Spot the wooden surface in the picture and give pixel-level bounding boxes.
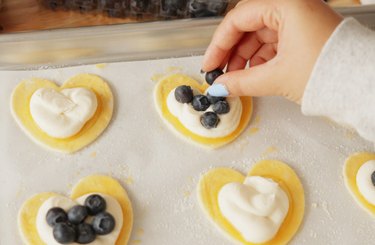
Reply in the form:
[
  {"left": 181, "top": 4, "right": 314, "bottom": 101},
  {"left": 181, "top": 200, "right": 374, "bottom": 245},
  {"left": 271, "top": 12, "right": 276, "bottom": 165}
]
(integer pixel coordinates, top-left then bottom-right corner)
[{"left": 0, "top": 0, "right": 361, "bottom": 34}]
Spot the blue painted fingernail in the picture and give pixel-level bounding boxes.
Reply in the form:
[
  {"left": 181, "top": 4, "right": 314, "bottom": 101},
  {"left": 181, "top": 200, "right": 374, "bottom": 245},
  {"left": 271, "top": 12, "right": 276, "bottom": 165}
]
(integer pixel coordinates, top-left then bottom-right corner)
[{"left": 207, "top": 84, "right": 229, "bottom": 97}]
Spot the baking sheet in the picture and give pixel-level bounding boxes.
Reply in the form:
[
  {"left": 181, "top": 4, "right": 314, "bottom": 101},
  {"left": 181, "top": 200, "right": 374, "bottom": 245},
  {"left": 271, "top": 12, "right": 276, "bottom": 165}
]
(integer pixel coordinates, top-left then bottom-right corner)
[{"left": 0, "top": 56, "right": 374, "bottom": 245}]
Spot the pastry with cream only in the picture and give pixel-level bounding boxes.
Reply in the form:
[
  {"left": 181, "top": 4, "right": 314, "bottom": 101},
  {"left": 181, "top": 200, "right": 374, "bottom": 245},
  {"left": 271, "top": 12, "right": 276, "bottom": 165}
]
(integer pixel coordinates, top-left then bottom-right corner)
[
  {"left": 154, "top": 69, "right": 252, "bottom": 148},
  {"left": 18, "top": 175, "right": 133, "bottom": 245},
  {"left": 11, "top": 74, "right": 113, "bottom": 153},
  {"left": 344, "top": 152, "right": 375, "bottom": 216},
  {"left": 198, "top": 160, "right": 305, "bottom": 245}
]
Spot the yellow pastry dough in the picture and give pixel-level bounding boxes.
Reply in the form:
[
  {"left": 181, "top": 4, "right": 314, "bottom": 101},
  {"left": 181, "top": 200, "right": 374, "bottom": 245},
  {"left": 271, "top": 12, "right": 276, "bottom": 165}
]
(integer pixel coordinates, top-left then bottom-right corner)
[
  {"left": 344, "top": 152, "right": 375, "bottom": 216},
  {"left": 11, "top": 74, "right": 113, "bottom": 153},
  {"left": 198, "top": 160, "right": 305, "bottom": 245},
  {"left": 154, "top": 73, "right": 253, "bottom": 148},
  {"left": 18, "top": 175, "right": 133, "bottom": 245}
]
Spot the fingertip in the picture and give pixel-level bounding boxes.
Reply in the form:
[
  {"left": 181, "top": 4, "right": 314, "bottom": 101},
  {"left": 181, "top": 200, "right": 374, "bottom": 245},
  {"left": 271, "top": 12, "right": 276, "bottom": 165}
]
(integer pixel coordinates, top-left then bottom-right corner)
[
  {"left": 207, "top": 83, "right": 229, "bottom": 97},
  {"left": 202, "top": 49, "right": 218, "bottom": 72}
]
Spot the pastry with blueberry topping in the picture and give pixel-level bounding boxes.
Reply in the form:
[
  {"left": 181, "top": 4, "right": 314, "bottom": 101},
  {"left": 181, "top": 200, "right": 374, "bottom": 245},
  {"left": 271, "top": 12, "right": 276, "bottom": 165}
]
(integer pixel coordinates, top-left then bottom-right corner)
[
  {"left": 154, "top": 71, "right": 253, "bottom": 148},
  {"left": 18, "top": 175, "right": 133, "bottom": 245}
]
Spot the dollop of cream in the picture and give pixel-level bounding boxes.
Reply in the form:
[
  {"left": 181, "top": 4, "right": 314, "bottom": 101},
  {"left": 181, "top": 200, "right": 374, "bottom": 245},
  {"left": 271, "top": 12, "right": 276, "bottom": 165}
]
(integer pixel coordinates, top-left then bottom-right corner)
[
  {"left": 356, "top": 160, "right": 375, "bottom": 205},
  {"left": 30, "top": 88, "right": 97, "bottom": 138},
  {"left": 36, "top": 193, "right": 123, "bottom": 245},
  {"left": 218, "top": 176, "right": 289, "bottom": 243},
  {"left": 167, "top": 88, "right": 242, "bottom": 138}
]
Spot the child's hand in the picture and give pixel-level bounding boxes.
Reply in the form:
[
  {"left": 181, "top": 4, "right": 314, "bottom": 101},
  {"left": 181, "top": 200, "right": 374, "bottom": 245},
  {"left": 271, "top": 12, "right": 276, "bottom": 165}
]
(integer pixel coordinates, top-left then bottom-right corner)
[{"left": 203, "top": 0, "right": 343, "bottom": 103}]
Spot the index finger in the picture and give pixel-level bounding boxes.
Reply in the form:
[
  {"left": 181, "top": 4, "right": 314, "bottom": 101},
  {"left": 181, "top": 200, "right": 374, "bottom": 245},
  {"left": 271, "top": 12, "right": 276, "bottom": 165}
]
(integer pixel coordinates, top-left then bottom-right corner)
[{"left": 202, "top": 0, "right": 279, "bottom": 72}]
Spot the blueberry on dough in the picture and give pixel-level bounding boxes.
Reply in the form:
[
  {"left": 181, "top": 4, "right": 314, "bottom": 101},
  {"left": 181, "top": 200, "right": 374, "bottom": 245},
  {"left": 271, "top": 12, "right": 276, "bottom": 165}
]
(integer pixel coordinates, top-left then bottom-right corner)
[
  {"left": 200, "top": 112, "right": 220, "bottom": 129},
  {"left": 53, "top": 223, "right": 76, "bottom": 244},
  {"left": 205, "top": 68, "right": 224, "bottom": 85},
  {"left": 212, "top": 100, "right": 230, "bottom": 114},
  {"left": 76, "top": 223, "right": 96, "bottom": 244},
  {"left": 174, "top": 85, "right": 193, "bottom": 103},
  {"left": 207, "top": 93, "right": 225, "bottom": 104},
  {"left": 92, "top": 212, "right": 116, "bottom": 235},
  {"left": 84, "top": 194, "right": 107, "bottom": 215},
  {"left": 67, "top": 205, "right": 89, "bottom": 225},
  {"left": 46, "top": 207, "right": 68, "bottom": 227},
  {"left": 371, "top": 171, "right": 375, "bottom": 186},
  {"left": 192, "top": 95, "right": 211, "bottom": 111}
]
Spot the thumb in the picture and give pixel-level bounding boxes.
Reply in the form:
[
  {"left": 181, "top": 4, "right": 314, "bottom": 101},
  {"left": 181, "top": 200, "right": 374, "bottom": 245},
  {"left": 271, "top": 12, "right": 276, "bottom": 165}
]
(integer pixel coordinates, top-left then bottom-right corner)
[{"left": 207, "top": 64, "right": 279, "bottom": 97}]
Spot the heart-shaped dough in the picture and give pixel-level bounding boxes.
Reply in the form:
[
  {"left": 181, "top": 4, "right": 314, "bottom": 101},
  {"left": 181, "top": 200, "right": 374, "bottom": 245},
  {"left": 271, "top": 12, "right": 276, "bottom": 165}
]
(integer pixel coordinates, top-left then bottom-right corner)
[
  {"left": 29, "top": 87, "right": 98, "bottom": 139},
  {"left": 11, "top": 74, "right": 113, "bottom": 153},
  {"left": 18, "top": 175, "right": 133, "bottom": 245},
  {"left": 344, "top": 152, "right": 375, "bottom": 216},
  {"left": 154, "top": 73, "right": 252, "bottom": 148},
  {"left": 198, "top": 160, "right": 305, "bottom": 245},
  {"left": 36, "top": 193, "right": 123, "bottom": 245}
]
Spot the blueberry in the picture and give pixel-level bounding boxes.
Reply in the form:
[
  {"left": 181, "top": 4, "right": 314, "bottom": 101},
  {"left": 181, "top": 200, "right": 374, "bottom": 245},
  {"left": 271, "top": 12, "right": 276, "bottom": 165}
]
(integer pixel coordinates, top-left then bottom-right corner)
[
  {"left": 191, "top": 9, "right": 216, "bottom": 18},
  {"left": 66, "top": 0, "right": 97, "bottom": 12},
  {"left": 84, "top": 195, "right": 106, "bottom": 215},
  {"left": 76, "top": 223, "right": 96, "bottom": 244},
  {"left": 67, "top": 205, "right": 88, "bottom": 225},
  {"left": 207, "top": 93, "right": 225, "bottom": 104},
  {"left": 188, "top": 1, "right": 207, "bottom": 17},
  {"left": 200, "top": 112, "right": 220, "bottom": 129},
  {"left": 189, "top": 0, "right": 228, "bottom": 17},
  {"left": 92, "top": 212, "right": 116, "bottom": 235},
  {"left": 207, "top": 1, "right": 228, "bottom": 15},
  {"left": 46, "top": 207, "right": 68, "bottom": 227},
  {"left": 130, "top": 0, "right": 149, "bottom": 13},
  {"left": 372, "top": 171, "right": 375, "bottom": 186},
  {"left": 205, "top": 68, "right": 224, "bottom": 85},
  {"left": 161, "top": 0, "right": 187, "bottom": 17},
  {"left": 212, "top": 100, "right": 230, "bottom": 114},
  {"left": 192, "top": 95, "right": 211, "bottom": 111},
  {"left": 100, "top": 0, "right": 127, "bottom": 17},
  {"left": 53, "top": 223, "right": 76, "bottom": 244},
  {"left": 43, "top": 0, "right": 65, "bottom": 10},
  {"left": 174, "top": 85, "right": 193, "bottom": 103}
]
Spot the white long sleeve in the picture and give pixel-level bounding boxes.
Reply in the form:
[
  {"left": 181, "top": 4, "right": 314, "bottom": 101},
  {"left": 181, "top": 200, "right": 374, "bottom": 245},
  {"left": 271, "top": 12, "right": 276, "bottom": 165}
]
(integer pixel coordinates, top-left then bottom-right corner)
[{"left": 302, "top": 17, "right": 375, "bottom": 143}]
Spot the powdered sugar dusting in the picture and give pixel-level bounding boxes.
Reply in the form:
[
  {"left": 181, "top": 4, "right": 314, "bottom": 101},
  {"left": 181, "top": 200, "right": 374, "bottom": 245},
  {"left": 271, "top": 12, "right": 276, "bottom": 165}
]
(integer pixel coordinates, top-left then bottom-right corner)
[{"left": 0, "top": 56, "right": 374, "bottom": 245}]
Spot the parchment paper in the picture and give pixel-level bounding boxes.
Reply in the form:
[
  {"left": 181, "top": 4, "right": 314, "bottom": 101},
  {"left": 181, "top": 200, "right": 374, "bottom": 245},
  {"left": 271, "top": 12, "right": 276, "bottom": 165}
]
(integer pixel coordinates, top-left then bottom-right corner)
[{"left": 0, "top": 56, "right": 374, "bottom": 245}]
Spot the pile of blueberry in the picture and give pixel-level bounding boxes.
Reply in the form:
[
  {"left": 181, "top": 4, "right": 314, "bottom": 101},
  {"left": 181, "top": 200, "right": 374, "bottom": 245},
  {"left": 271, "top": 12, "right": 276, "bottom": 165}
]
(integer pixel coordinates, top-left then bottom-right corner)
[
  {"left": 174, "top": 68, "right": 230, "bottom": 129},
  {"left": 46, "top": 194, "right": 116, "bottom": 244},
  {"left": 41, "top": 0, "right": 229, "bottom": 19}
]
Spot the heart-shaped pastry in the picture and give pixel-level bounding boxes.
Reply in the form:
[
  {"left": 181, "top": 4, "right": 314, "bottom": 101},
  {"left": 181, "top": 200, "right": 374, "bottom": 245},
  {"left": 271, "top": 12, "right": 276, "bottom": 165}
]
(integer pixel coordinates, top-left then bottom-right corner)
[
  {"left": 154, "top": 73, "right": 252, "bottom": 148},
  {"left": 18, "top": 175, "right": 133, "bottom": 245},
  {"left": 198, "top": 160, "right": 305, "bottom": 245},
  {"left": 11, "top": 74, "right": 113, "bottom": 153},
  {"left": 344, "top": 152, "right": 375, "bottom": 216}
]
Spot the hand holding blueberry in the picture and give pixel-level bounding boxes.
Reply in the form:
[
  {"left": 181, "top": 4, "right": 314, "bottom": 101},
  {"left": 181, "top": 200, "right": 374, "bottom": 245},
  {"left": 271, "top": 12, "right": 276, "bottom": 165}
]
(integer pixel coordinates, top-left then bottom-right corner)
[{"left": 202, "top": 0, "right": 343, "bottom": 104}]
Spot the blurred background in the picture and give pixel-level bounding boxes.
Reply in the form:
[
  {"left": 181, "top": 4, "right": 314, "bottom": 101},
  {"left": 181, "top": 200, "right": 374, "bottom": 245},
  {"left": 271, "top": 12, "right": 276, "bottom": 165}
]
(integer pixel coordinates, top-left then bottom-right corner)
[{"left": 0, "top": 0, "right": 373, "bottom": 69}]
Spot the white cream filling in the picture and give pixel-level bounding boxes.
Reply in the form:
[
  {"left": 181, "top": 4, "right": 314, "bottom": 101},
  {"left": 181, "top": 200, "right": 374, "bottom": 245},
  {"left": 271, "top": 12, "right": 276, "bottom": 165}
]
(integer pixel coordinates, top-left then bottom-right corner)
[
  {"left": 166, "top": 88, "right": 242, "bottom": 138},
  {"left": 36, "top": 193, "right": 123, "bottom": 245},
  {"left": 356, "top": 160, "right": 375, "bottom": 205},
  {"left": 30, "top": 88, "right": 97, "bottom": 139},
  {"left": 218, "top": 176, "right": 289, "bottom": 243}
]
